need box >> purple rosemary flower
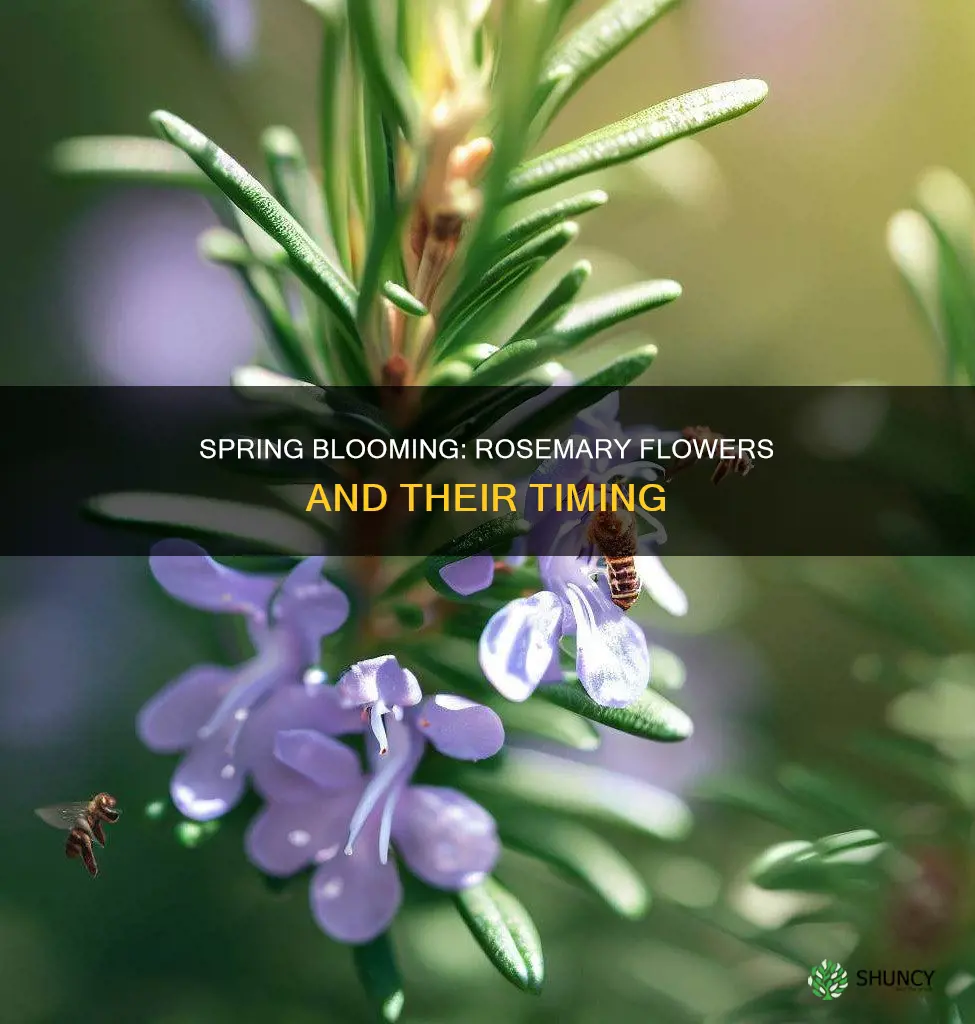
[438,395,676,600]
[137,541,351,819]
[246,656,504,944]
[478,555,650,707]
[334,654,423,755]
[525,392,674,558]
[438,555,497,596]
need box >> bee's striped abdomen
[606,556,641,611]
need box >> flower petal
[413,696,504,761]
[310,816,403,944]
[274,730,362,791]
[272,557,351,656]
[564,582,649,707]
[392,786,498,890]
[136,664,237,753]
[149,539,278,619]
[169,732,247,821]
[574,392,620,437]
[240,683,363,802]
[194,629,306,742]
[633,555,688,617]
[245,789,361,877]
[478,591,563,702]
[336,655,421,710]
[439,555,495,596]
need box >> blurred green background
[3,1,975,1022]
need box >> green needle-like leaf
[51,136,217,191]
[472,278,674,387]
[465,338,548,387]
[87,493,326,554]
[436,261,546,359]
[507,80,769,202]
[465,749,692,840]
[912,169,975,382]
[200,227,287,270]
[576,343,658,387]
[455,878,545,994]
[261,125,332,249]
[694,778,811,834]
[229,366,328,413]
[437,512,532,559]
[441,221,581,343]
[501,817,649,919]
[500,700,602,751]
[511,259,592,340]
[347,0,419,140]
[749,830,887,892]
[426,360,475,385]
[852,732,956,794]
[534,0,679,130]
[313,0,353,273]
[382,281,428,317]
[552,279,683,344]
[199,229,317,381]
[776,764,895,836]
[352,934,405,1023]
[501,344,657,438]
[475,279,677,386]
[150,111,360,341]
[491,190,608,261]
[887,209,944,353]
[541,678,692,742]
[356,101,404,335]
[458,0,564,291]
[447,385,550,445]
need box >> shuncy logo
[808,960,849,1000]
[856,969,935,991]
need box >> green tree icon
[808,960,849,1000]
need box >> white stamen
[378,791,397,865]
[344,749,404,854]
[369,702,390,755]
[344,725,421,856]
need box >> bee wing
[34,802,88,830]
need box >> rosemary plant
[53,0,768,1015]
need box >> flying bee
[34,793,120,878]
[586,504,642,611]
[666,425,754,485]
